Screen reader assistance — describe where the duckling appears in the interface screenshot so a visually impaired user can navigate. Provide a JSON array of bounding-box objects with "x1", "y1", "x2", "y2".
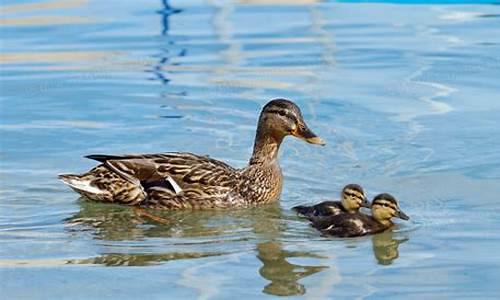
[
  {"x1": 309, "y1": 193, "x2": 409, "y2": 237},
  {"x1": 58, "y1": 99, "x2": 325, "y2": 209},
  {"x1": 292, "y1": 184, "x2": 369, "y2": 218}
]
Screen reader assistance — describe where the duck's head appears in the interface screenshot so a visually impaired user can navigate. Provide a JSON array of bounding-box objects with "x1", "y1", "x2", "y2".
[
  {"x1": 257, "y1": 99, "x2": 325, "y2": 145},
  {"x1": 340, "y1": 183, "x2": 369, "y2": 213},
  {"x1": 371, "y1": 193, "x2": 409, "y2": 225}
]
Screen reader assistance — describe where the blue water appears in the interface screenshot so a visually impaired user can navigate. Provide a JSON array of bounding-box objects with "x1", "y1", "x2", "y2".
[{"x1": 1, "y1": 0, "x2": 500, "y2": 299}]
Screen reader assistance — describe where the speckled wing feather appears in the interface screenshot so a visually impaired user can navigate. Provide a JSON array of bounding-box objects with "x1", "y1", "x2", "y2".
[
  {"x1": 143, "y1": 186, "x2": 239, "y2": 209},
  {"x1": 86, "y1": 152, "x2": 241, "y2": 207}
]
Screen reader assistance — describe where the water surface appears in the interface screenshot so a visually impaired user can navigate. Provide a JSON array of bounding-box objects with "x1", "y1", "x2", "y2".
[{"x1": 1, "y1": 0, "x2": 500, "y2": 299}]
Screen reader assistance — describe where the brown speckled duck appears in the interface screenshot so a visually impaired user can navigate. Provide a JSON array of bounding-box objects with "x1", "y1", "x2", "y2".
[
  {"x1": 308, "y1": 193, "x2": 409, "y2": 237},
  {"x1": 59, "y1": 99, "x2": 325, "y2": 209},
  {"x1": 292, "y1": 184, "x2": 369, "y2": 218}
]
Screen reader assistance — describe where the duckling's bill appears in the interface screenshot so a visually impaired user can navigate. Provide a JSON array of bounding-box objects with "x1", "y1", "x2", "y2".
[
  {"x1": 361, "y1": 196, "x2": 370, "y2": 208},
  {"x1": 395, "y1": 209, "x2": 410, "y2": 220}
]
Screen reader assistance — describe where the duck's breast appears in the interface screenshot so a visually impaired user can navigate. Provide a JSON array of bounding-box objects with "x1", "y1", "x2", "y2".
[{"x1": 238, "y1": 162, "x2": 283, "y2": 204}]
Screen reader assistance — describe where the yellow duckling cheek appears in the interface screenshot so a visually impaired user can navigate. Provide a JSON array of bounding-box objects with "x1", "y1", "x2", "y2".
[
  {"x1": 373, "y1": 207, "x2": 392, "y2": 221},
  {"x1": 342, "y1": 197, "x2": 358, "y2": 212}
]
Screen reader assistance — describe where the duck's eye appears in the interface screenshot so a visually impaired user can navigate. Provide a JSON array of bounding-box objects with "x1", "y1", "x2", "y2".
[
  {"x1": 275, "y1": 110, "x2": 291, "y2": 119},
  {"x1": 267, "y1": 109, "x2": 289, "y2": 118}
]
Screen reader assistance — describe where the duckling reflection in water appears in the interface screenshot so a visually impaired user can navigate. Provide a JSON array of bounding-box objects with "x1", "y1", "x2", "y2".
[
  {"x1": 309, "y1": 193, "x2": 409, "y2": 238},
  {"x1": 371, "y1": 230, "x2": 409, "y2": 265},
  {"x1": 293, "y1": 184, "x2": 369, "y2": 218}
]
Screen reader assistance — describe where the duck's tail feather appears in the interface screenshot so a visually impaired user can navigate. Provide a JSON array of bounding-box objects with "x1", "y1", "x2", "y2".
[
  {"x1": 58, "y1": 174, "x2": 105, "y2": 196},
  {"x1": 85, "y1": 154, "x2": 126, "y2": 163}
]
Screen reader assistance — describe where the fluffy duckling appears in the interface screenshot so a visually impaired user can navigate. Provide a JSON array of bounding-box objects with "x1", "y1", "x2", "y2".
[
  {"x1": 309, "y1": 193, "x2": 409, "y2": 237},
  {"x1": 292, "y1": 184, "x2": 369, "y2": 218}
]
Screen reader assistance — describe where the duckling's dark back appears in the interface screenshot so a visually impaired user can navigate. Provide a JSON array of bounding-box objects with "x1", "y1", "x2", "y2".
[
  {"x1": 309, "y1": 213, "x2": 384, "y2": 238},
  {"x1": 292, "y1": 201, "x2": 344, "y2": 218}
]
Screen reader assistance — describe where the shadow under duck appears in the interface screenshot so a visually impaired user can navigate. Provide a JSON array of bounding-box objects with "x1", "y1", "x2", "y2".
[
  {"x1": 309, "y1": 193, "x2": 409, "y2": 237},
  {"x1": 59, "y1": 99, "x2": 325, "y2": 209},
  {"x1": 292, "y1": 184, "x2": 369, "y2": 218}
]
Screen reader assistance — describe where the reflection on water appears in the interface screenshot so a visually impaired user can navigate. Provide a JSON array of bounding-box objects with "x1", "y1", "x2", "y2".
[
  {"x1": 67, "y1": 251, "x2": 226, "y2": 267},
  {"x1": 258, "y1": 241, "x2": 327, "y2": 296},
  {"x1": 151, "y1": 0, "x2": 183, "y2": 85},
  {"x1": 65, "y1": 200, "x2": 286, "y2": 240},
  {"x1": 65, "y1": 200, "x2": 328, "y2": 295},
  {"x1": 158, "y1": 0, "x2": 181, "y2": 35},
  {"x1": 64, "y1": 200, "x2": 404, "y2": 295},
  {"x1": 0, "y1": 0, "x2": 88, "y2": 14},
  {"x1": 0, "y1": 0, "x2": 100, "y2": 26},
  {"x1": 371, "y1": 230, "x2": 408, "y2": 265}
]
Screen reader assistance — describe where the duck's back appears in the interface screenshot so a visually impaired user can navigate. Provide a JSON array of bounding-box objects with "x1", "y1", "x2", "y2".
[
  {"x1": 59, "y1": 152, "x2": 241, "y2": 208},
  {"x1": 89, "y1": 152, "x2": 237, "y2": 186}
]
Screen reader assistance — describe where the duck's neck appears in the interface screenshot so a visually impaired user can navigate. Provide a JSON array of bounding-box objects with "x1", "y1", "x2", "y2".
[{"x1": 249, "y1": 128, "x2": 284, "y2": 165}]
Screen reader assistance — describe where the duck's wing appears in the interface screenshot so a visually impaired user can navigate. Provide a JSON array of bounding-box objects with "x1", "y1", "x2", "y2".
[
  {"x1": 308, "y1": 214, "x2": 338, "y2": 230},
  {"x1": 142, "y1": 185, "x2": 236, "y2": 209},
  {"x1": 293, "y1": 200, "x2": 343, "y2": 218},
  {"x1": 86, "y1": 152, "x2": 239, "y2": 192}
]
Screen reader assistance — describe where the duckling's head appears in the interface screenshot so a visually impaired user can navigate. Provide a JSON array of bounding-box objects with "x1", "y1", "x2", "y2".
[
  {"x1": 371, "y1": 193, "x2": 409, "y2": 225},
  {"x1": 340, "y1": 183, "x2": 369, "y2": 212},
  {"x1": 258, "y1": 99, "x2": 325, "y2": 145}
]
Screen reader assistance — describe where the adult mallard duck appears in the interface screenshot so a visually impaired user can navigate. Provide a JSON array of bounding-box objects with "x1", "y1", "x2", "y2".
[
  {"x1": 308, "y1": 193, "x2": 409, "y2": 237},
  {"x1": 59, "y1": 99, "x2": 325, "y2": 209},
  {"x1": 292, "y1": 184, "x2": 369, "y2": 218}
]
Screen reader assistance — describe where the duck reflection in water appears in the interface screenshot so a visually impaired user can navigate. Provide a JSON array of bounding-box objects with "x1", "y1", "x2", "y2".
[
  {"x1": 67, "y1": 251, "x2": 227, "y2": 267},
  {"x1": 65, "y1": 200, "x2": 328, "y2": 297},
  {"x1": 65, "y1": 200, "x2": 234, "y2": 266},
  {"x1": 257, "y1": 241, "x2": 327, "y2": 296},
  {"x1": 66, "y1": 199, "x2": 287, "y2": 241}
]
